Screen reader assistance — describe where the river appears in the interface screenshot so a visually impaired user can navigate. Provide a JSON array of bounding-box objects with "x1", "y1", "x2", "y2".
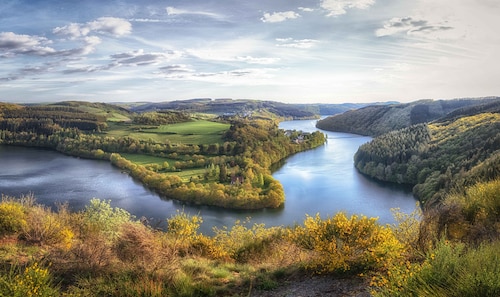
[{"x1": 0, "y1": 119, "x2": 417, "y2": 233}]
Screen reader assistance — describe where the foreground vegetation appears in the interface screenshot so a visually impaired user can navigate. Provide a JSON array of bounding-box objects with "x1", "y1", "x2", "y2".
[
  {"x1": 0, "y1": 177, "x2": 499, "y2": 296},
  {"x1": 0, "y1": 101, "x2": 326, "y2": 210}
]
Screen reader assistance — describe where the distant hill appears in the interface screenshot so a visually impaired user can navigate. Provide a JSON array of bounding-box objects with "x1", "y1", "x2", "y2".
[
  {"x1": 316, "y1": 97, "x2": 500, "y2": 136},
  {"x1": 130, "y1": 99, "x2": 314, "y2": 119},
  {"x1": 49, "y1": 101, "x2": 133, "y2": 122},
  {"x1": 129, "y1": 98, "x2": 388, "y2": 119}
]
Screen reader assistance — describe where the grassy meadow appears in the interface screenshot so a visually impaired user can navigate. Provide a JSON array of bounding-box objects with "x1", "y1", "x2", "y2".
[
  {"x1": 121, "y1": 153, "x2": 207, "y2": 182},
  {"x1": 105, "y1": 120, "x2": 230, "y2": 145}
]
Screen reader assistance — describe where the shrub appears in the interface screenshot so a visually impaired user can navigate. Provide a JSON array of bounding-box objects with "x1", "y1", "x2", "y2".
[
  {"x1": 419, "y1": 179, "x2": 500, "y2": 245},
  {"x1": 212, "y1": 219, "x2": 280, "y2": 262},
  {"x1": 390, "y1": 205, "x2": 422, "y2": 257},
  {"x1": 290, "y1": 212, "x2": 403, "y2": 274},
  {"x1": 69, "y1": 231, "x2": 114, "y2": 271},
  {"x1": 372, "y1": 240, "x2": 500, "y2": 297},
  {"x1": 0, "y1": 262, "x2": 59, "y2": 297},
  {"x1": 114, "y1": 222, "x2": 179, "y2": 276},
  {"x1": 82, "y1": 198, "x2": 132, "y2": 239},
  {"x1": 21, "y1": 205, "x2": 74, "y2": 247},
  {"x1": 0, "y1": 201, "x2": 27, "y2": 236},
  {"x1": 167, "y1": 210, "x2": 202, "y2": 240},
  {"x1": 166, "y1": 210, "x2": 204, "y2": 256}
]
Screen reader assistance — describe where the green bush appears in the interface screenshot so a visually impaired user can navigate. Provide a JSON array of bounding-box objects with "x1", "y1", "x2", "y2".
[{"x1": 83, "y1": 198, "x2": 132, "y2": 238}]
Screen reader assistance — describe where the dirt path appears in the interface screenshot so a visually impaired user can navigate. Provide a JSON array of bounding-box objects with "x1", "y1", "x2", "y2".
[{"x1": 250, "y1": 274, "x2": 372, "y2": 297}]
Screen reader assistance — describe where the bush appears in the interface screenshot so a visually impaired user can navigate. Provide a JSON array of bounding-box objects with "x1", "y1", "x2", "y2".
[
  {"x1": 0, "y1": 201, "x2": 27, "y2": 236},
  {"x1": 114, "y1": 222, "x2": 179, "y2": 276},
  {"x1": 372, "y1": 240, "x2": 500, "y2": 297},
  {"x1": 0, "y1": 262, "x2": 59, "y2": 297},
  {"x1": 83, "y1": 198, "x2": 132, "y2": 239},
  {"x1": 419, "y1": 179, "x2": 500, "y2": 245},
  {"x1": 290, "y1": 212, "x2": 403, "y2": 274},
  {"x1": 21, "y1": 205, "x2": 74, "y2": 247},
  {"x1": 213, "y1": 219, "x2": 279, "y2": 262}
]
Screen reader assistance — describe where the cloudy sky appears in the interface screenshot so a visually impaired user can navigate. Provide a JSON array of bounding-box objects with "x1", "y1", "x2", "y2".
[{"x1": 1, "y1": 0, "x2": 499, "y2": 103}]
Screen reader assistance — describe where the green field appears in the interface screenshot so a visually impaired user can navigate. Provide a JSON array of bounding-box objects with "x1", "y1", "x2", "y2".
[
  {"x1": 105, "y1": 120, "x2": 229, "y2": 145},
  {"x1": 121, "y1": 153, "x2": 176, "y2": 165},
  {"x1": 165, "y1": 168, "x2": 207, "y2": 182},
  {"x1": 121, "y1": 153, "x2": 208, "y2": 182}
]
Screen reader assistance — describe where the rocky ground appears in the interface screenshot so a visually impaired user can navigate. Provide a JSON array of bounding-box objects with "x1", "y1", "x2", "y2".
[{"x1": 251, "y1": 274, "x2": 372, "y2": 297}]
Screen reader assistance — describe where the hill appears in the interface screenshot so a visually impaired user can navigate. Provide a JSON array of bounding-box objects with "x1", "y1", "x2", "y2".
[
  {"x1": 354, "y1": 112, "x2": 500, "y2": 204},
  {"x1": 130, "y1": 98, "x2": 382, "y2": 119},
  {"x1": 316, "y1": 97, "x2": 500, "y2": 136}
]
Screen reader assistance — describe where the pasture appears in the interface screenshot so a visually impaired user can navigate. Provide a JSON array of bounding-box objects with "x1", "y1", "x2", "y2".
[
  {"x1": 105, "y1": 120, "x2": 229, "y2": 145},
  {"x1": 121, "y1": 153, "x2": 208, "y2": 182},
  {"x1": 120, "y1": 153, "x2": 176, "y2": 166}
]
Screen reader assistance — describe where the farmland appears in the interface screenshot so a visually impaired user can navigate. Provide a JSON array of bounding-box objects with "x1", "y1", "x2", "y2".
[{"x1": 105, "y1": 120, "x2": 230, "y2": 145}]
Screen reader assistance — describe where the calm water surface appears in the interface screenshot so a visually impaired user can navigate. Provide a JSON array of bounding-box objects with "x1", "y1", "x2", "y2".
[{"x1": 0, "y1": 119, "x2": 417, "y2": 233}]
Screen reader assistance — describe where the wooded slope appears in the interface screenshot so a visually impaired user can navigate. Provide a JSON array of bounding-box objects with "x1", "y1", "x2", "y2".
[
  {"x1": 354, "y1": 112, "x2": 500, "y2": 204},
  {"x1": 316, "y1": 97, "x2": 500, "y2": 136}
]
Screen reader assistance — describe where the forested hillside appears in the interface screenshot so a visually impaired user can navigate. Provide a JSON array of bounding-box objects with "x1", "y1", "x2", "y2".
[
  {"x1": 316, "y1": 97, "x2": 500, "y2": 136},
  {"x1": 354, "y1": 112, "x2": 500, "y2": 204},
  {"x1": 131, "y1": 98, "x2": 318, "y2": 119}
]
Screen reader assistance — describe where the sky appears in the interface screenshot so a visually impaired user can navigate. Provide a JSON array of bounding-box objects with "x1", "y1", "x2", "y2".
[{"x1": 0, "y1": 0, "x2": 499, "y2": 104}]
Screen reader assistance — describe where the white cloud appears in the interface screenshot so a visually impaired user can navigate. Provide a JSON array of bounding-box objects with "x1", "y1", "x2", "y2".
[
  {"x1": 53, "y1": 17, "x2": 132, "y2": 38},
  {"x1": 276, "y1": 38, "x2": 319, "y2": 49},
  {"x1": 375, "y1": 17, "x2": 454, "y2": 39},
  {"x1": 110, "y1": 49, "x2": 182, "y2": 66},
  {"x1": 0, "y1": 32, "x2": 56, "y2": 56},
  {"x1": 376, "y1": 0, "x2": 500, "y2": 42},
  {"x1": 261, "y1": 11, "x2": 301, "y2": 23},
  {"x1": 320, "y1": 0, "x2": 375, "y2": 16},
  {"x1": 166, "y1": 6, "x2": 224, "y2": 20},
  {"x1": 53, "y1": 23, "x2": 90, "y2": 39},
  {"x1": 235, "y1": 56, "x2": 280, "y2": 64},
  {"x1": 80, "y1": 36, "x2": 101, "y2": 55},
  {"x1": 129, "y1": 18, "x2": 172, "y2": 23},
  {"x1": 298, "y1": 7, "x2": 314, "y2": 12},
  {"x1": 88, "y1": 17, "x2": 132, "y2": 36},
  {"x1": 157, "y1": 64, "x2": 195, "y2": 78}
]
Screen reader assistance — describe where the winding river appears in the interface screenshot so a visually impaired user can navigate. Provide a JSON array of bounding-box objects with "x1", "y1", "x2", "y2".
[{"x1": 0, "y1": 119, "x2": 417, "y2": 234}]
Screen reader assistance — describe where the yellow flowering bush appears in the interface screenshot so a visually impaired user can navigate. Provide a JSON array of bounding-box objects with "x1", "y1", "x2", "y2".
[
  {"x1": 290, "y1": 212, "x2": 403, "y2": 274},
  {"x1": 0, "y1": 262, "x2": 59, "y2": 297},
  {"x1": 0, "y1": 200, "x2": 27, "y2": 235},
  {"x1": 167, "y1": 210, "x2": 203, "y2": 241},
  {"x1": 213, "y1": 219, "x2": 279, "y2": 262}
]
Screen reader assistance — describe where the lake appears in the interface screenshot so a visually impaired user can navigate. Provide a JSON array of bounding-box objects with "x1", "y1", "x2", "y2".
[{"x1": 0, "y1": 119, "x2": 417, "y2": 233}]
